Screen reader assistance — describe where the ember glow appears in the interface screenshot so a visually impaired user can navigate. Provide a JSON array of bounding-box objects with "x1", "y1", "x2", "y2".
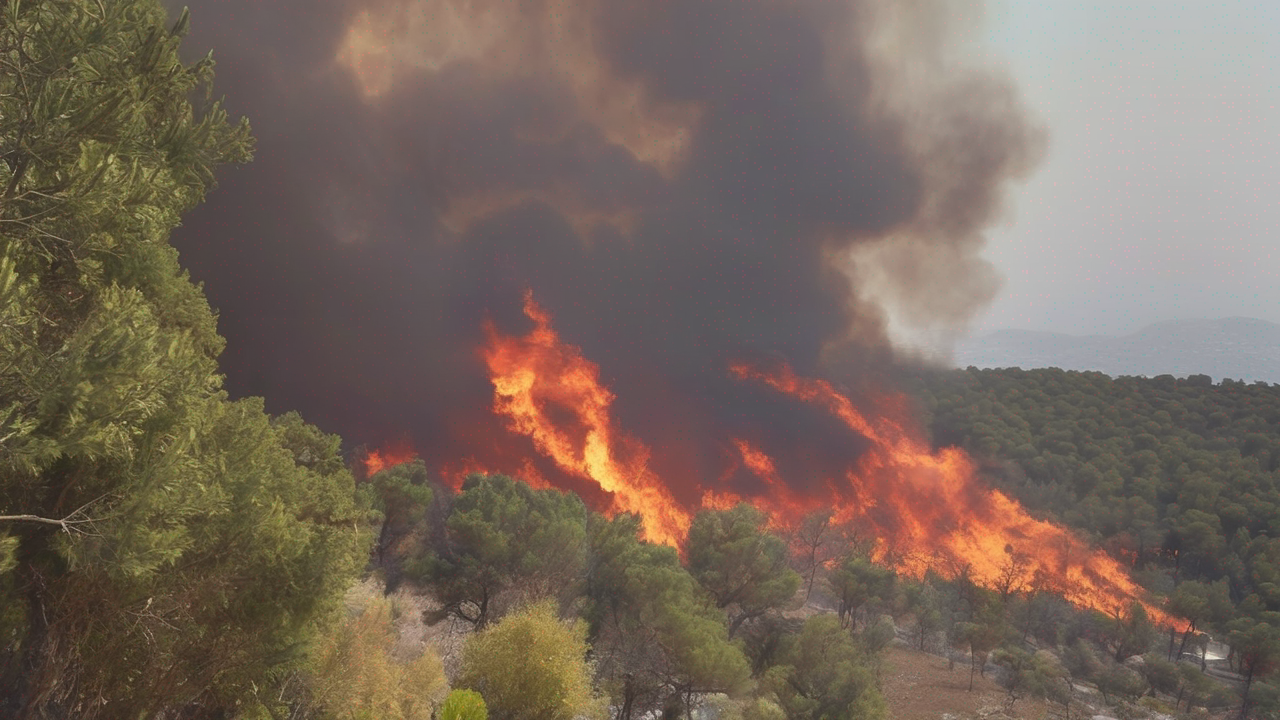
[
  {"x1": 468, "y1": 291, "x2": 1170, "y2": 623},
  {"x1": 481, "y1": 291, "x2": 692, "y2": 546}
]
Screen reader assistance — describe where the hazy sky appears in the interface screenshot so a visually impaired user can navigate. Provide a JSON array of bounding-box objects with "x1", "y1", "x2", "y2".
[{"x1": 971, "y1": 0, "x2": 1279, "y2": 336}]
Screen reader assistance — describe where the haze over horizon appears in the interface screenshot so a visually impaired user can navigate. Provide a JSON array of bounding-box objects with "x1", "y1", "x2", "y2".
[
  {"x1": 971, "y1": 315, "x2": 1279, "y2": 339},
  {"x1": 942, "y1": 1, "x2": 1280, "y2": 343}
]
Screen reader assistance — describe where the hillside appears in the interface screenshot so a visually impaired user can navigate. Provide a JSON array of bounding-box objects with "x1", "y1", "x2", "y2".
[{"x1": 953, "y1": 318, "x2": 1280, "y2": 383}]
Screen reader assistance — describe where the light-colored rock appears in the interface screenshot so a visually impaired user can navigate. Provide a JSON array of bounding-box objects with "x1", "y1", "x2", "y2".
[{"x1": 1122, "y1": 654, "x2": 1146, "y2": 670}]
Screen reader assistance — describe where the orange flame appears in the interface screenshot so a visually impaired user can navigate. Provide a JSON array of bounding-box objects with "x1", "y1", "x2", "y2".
[
  {"x1": 481, "y1": 290, "x2": 692, "y2": 546},
  {"x1": 466, "y1": 290, "x2": 1172, "y2": 625},
  {"x1": 438, "y1": 455, "x2": 553, "y2": 491},
  {"x1": 730, "y1": 438, "x2": 824, "y2": 529},
  {"x1": 729, "y1": 362, "x2": 1170, "y2": 624},
  {"x1": 700, "y1": 488, "x2": 744, "y2": 512},
  {"x1": 364, "y1": 441, "x2": 419, "y2": 477}
]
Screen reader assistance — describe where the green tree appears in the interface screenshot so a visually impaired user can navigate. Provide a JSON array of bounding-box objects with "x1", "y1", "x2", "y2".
[
  {"x1": 990, "y1": 646, "x2": 1069, "y2": 710},
  {"x1": 764, "y1": 614, "x2": 886, "y2": 720},
  {"x1": 787, "y1": 510, "x2": 848, "y2": 603},
  {"x1": 1227, "y1": 611, "x2": 1280, "y2": 716},
  {"x1": 1175, "y1": 661, "x2": 1218, "y2": 713},
  {"x1": 585, "y1": 513, "x2": 750, "y2": 720},
  {"x1": 686, "y1": 504, "x2": 800, "y2": 638},
  {"x1": 1093, "y1": 661, "x2": 1146, "y2": 705},
  {"x1": 364, "y1": 459, "x2": 433, "y2": 579},
  {"x1": 0, "y1": 2, "x2": 368, "y2": 716},
  {"x1": 458, "y1": 600, "x2": 604, "y2": 720},
  {"x1": 830, "y1": 554, "x2": 895, "y2": 630},
  {"x1": 1101, "y1": 603, "x2": 1157, "y2": 662},
  {"x1": 439, "y1": 689, "x2": 488, "y2": 720},
  {"x1": 1165, "y1": 579, "x2": 1231, "y2": 661},
  {"x1": 951, "y1": 613, "x2": 1004, "y2": 691},
  {"x1": 421, "y1": 474, "x2": 587, "y2": 629},
  {"x1": 904, "y1": 581, "x2": 944, "y2": 651}
]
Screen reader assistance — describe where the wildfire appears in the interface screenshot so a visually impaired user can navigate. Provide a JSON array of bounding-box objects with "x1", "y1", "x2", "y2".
[
  {"x1": 730, "y1": 438, "x2": 822, "y2": 528},
  {"x1": 438, "y1": 455, "x2": 553, "y2": 491},
  {"x1": 729, "y1": 362, "x2": 1170, "y2": 624},
  {"x1": 363, "y1": 441, "x2": 419, "y2": 477},
  {"x1": 396, "y1": 290, "x2": 1174, "y2": 625},
  {"x1": 481, "y1": 290, "x2": 692, "y2": 546}
]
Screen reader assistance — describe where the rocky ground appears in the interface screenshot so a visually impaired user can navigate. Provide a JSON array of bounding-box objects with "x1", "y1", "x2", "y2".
[{"x1": 880, "y1": 638, "x2": 1240, "y2": 720}]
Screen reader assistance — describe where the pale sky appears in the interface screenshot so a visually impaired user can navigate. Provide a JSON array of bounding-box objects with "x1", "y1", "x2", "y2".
[{"x1": 972, "y1": 0, "x2": 1279, "y2": 336}]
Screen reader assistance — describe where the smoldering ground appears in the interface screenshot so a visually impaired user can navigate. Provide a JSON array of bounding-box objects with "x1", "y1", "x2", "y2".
[{"x1": 169, "y1": 0, "x2": 1043, "y2": 500}]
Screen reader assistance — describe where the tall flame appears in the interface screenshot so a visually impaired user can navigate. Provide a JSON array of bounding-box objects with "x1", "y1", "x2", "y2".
[
  {"x1": 481, "y1": 291, "x2": 692, "y2": 546},
  {"x1": 729, "y1": 362, "x2": 1169, "y2": 624},
  {"x1": 469, "y1": 291, "x2": 1169, "y2": 624}
]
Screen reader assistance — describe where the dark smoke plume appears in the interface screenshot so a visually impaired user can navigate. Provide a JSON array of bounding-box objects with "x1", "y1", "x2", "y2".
[{"x1": 169, "y1": 0, "x2": 1043, "y2": 500}]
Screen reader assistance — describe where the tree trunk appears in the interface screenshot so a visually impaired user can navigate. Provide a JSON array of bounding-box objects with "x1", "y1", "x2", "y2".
[
  {"x1": 618, "y1": 681, "x2": 635, "y2": 720},
  {"x1": 1175, "y1": 622, "x2": 1195, "y2": 662},
  {"x1": 1240, "y1": 662, "x2": 1255, "y2": 720},
  {"x1": 2, "y1": 532, "x2": 59, "y2": 719}
]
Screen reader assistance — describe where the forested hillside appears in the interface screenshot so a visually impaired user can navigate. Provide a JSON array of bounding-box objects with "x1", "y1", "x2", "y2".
[
  {"x1": 912, "y1": 368, "x2": 1280, "y2": 707},
  {"x1": 913, "y1": 368, "x2": 1280, "y2": 600}
]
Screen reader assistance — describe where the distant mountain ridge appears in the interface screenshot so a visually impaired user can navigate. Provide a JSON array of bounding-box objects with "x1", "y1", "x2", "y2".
[{"x1": 953, "y1": 317, "x2": 1280, "y2": 384}]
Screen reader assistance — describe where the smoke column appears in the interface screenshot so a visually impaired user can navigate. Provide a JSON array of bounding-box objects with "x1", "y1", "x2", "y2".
[{"x1": 169, "y1": 0, "x2": 1044, "y2": 507}]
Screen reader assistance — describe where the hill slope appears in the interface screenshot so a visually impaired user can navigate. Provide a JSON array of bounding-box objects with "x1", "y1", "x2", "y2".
[{"x1": 953, "y1": 317, "x2": 1280, "y2": 383}]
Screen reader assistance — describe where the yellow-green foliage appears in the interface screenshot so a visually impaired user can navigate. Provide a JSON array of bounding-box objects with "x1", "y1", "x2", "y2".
[
  {"x1": 460, "y1": 600, "x2": 605, "y2": 720},
  {"x1": 440, "y1": 689, "x2": 489, "y2": 720},
  {"x1": 741, "y1": 697, "x2": 788, "y2": 720},
  {"x1": 307, "y1": 596, "x2": 448, "y2": 720}
]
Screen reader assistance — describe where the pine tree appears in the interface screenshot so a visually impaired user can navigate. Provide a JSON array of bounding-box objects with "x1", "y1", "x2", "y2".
[{"x1": 0, "y1": 2, "x2": 369, "y2": 716}]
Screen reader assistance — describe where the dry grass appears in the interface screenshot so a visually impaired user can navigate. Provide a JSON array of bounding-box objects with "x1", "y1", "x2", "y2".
[{"x1": 880, "y1": 644, "x2": 1056, "y2": 720}]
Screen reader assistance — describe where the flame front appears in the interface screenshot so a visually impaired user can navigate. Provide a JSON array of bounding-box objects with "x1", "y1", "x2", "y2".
[
  {"x1": 729, "y1": 362, "x2": 1169, "y2": 624},
  {"x1": 481, "y1": 291, "x2": 692, "y2": 546},
  {"x1": 470, "y1": 291, "x2": 1169, "y2": 624}
]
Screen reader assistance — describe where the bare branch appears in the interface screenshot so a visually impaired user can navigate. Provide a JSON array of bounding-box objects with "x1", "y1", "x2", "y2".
[
  {"x1": 0, "y1": 512, "x2": 97, "y2": 533},
  {"x1": 0, "y1": 493, "x2": 116, "y2": 535}
]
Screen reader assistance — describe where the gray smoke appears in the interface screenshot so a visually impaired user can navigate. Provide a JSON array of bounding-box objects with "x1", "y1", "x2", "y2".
[{"x1": 170, "y1": 0, "x2": 1043, "y2": 501}]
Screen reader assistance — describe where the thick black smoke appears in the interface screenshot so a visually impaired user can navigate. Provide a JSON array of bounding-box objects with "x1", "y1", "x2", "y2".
[{"x1": 170, "y1": 0, "x2": 1042, "y2": 501}]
